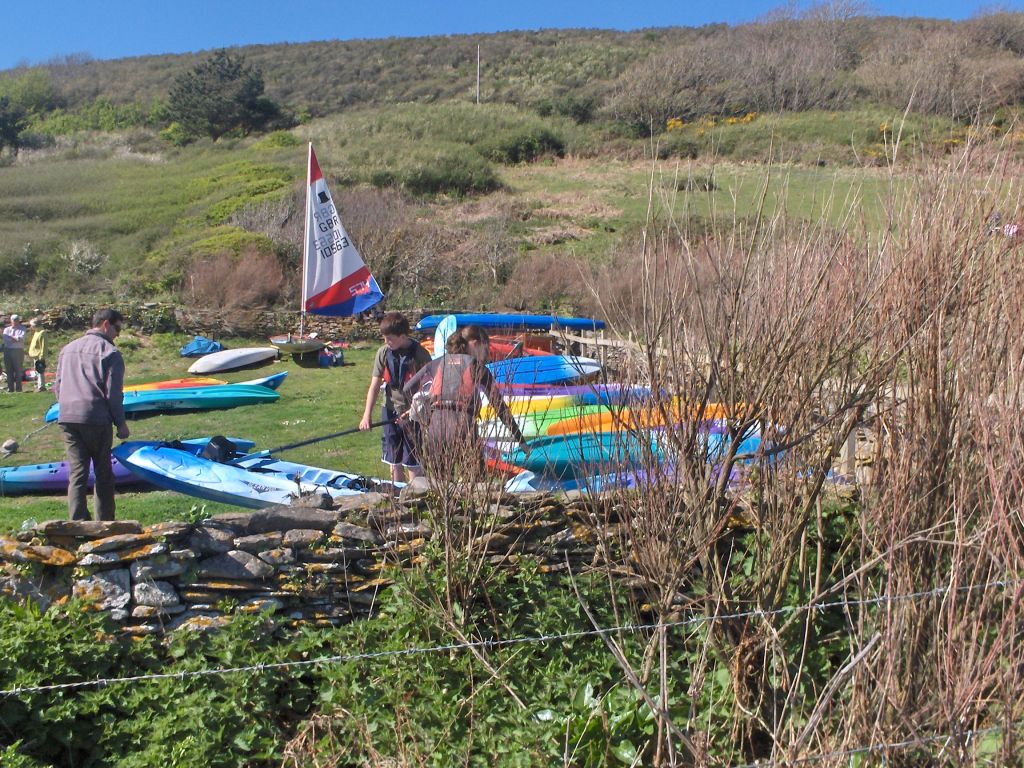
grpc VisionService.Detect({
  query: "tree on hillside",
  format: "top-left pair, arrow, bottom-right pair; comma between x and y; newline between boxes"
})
0,96 -> 27,155
167,50 -> 279,141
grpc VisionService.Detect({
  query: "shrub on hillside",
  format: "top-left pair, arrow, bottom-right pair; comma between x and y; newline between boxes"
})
478,127 -> 565,164
185,248 -> 285,309
497,250 -> 594,312
392,152 -> 499,197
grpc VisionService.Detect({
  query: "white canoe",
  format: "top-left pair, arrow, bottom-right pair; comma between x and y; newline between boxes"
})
187,347 -> 279,374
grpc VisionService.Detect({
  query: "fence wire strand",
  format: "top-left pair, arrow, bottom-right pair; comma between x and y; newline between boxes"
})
1,576 -> 1017,699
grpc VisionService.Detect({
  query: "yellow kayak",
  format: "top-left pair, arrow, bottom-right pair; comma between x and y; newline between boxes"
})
479,393 -> 578,420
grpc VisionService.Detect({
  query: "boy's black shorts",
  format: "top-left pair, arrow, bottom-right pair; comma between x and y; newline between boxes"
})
381,418 -> 421,469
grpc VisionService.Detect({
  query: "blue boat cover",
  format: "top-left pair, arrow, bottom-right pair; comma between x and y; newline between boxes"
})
180,335 -> 223,357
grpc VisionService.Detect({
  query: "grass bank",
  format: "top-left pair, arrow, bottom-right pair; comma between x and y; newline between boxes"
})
0,329 -> 384,531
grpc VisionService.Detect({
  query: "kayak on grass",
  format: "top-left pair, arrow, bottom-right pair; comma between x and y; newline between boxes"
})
0,437 -> 255,495
44,374 -> 285,423
125,377 -> 227,392
187,346 -> 279,374
112,442 -> 397,509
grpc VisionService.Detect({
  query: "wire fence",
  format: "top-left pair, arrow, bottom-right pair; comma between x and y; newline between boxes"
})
3,575 -> 1020,766
2,576 -> 1018,699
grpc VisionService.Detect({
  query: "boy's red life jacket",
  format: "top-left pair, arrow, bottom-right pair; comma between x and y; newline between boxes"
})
427,354 -> 481,413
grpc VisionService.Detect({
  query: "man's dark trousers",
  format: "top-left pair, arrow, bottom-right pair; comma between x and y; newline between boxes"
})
59,423 -> 115,521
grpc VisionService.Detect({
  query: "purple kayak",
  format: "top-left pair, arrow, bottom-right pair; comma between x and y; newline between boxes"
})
495,382 -> 652,406
0,437 -> 254,495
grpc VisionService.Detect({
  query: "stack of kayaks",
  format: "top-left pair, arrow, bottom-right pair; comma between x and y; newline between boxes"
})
113,442 -> 393,509
0,437 -> 254,496
44,372 -> 287,423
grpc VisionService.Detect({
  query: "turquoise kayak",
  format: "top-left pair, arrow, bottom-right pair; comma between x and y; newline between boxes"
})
112,442 -> 390,509
504,432 -> 662,481
503,429 -> 766,489
45,379 -> 282,423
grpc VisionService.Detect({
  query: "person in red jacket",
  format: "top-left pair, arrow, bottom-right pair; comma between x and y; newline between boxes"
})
53,308 -> 130,521
403,324 -> 528,480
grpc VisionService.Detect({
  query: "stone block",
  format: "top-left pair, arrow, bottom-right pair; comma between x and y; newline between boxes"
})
198,550 -> 274,580
130,556 -> 186,581
133,580 -> 182,608
234,532 -> 283,552
248,508 -> 343,534
73,569 -> 131,610
35,520 -> 143,538
77,532 -> 155,555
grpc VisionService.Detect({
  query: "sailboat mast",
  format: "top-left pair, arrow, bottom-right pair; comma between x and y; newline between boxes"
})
299,142 -> 313,339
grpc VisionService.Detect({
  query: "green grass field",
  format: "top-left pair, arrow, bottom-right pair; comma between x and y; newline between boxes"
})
0,330 -> 385,532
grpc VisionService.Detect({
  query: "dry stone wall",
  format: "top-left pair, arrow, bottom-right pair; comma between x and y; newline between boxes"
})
0,489 -> 608,636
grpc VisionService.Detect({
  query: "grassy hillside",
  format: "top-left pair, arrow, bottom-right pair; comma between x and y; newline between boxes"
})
0,102 -> 984,312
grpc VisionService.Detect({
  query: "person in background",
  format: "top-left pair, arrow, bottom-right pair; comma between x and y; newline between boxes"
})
2,314 -> 27,392
53,308 -> 130,521
403,324 -> 528,479
28,318 -> 47,392
359,311 -> 432,485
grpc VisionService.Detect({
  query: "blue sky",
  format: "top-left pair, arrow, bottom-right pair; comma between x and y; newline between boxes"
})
1,0 -> 1018,71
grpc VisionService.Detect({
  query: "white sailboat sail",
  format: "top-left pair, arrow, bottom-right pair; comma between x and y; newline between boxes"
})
300,143 -> 384,330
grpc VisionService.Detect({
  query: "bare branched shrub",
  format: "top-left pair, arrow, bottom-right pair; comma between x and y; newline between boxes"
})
61,239 -> 107,275
564,138 -> 1024,764
186,247 -> 285,310
497,251 -> 595,314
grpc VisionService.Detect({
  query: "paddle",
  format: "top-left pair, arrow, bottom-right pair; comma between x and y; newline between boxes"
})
230,419 -> 392,463
502,338 -> 525,361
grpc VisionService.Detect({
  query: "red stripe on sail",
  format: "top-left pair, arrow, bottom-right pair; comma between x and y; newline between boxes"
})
305,267 -> 373,310
309,147 -> 323,185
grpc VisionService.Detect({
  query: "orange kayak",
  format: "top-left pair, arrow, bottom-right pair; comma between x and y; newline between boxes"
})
420,337 -> 552,361
125,377 -> 227,392
545,402 -> 744,436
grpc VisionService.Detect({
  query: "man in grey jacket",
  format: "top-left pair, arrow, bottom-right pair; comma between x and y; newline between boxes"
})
53,308 -> 130,521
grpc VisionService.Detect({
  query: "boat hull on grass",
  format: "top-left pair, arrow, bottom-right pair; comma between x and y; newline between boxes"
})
44,378 -> 283,423
0,437 -> 255,495
187,347 -> 279,374
113,443 -> 389,509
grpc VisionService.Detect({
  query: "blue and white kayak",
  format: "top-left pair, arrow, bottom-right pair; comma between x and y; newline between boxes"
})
112,443 -> 391,509
0,437 -> 255,495
44,374 -> 285,423
415,313 -> 605,332
487,355 -> 602,386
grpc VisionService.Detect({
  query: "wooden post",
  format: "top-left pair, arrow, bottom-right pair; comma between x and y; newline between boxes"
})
841,428 -> 857,478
